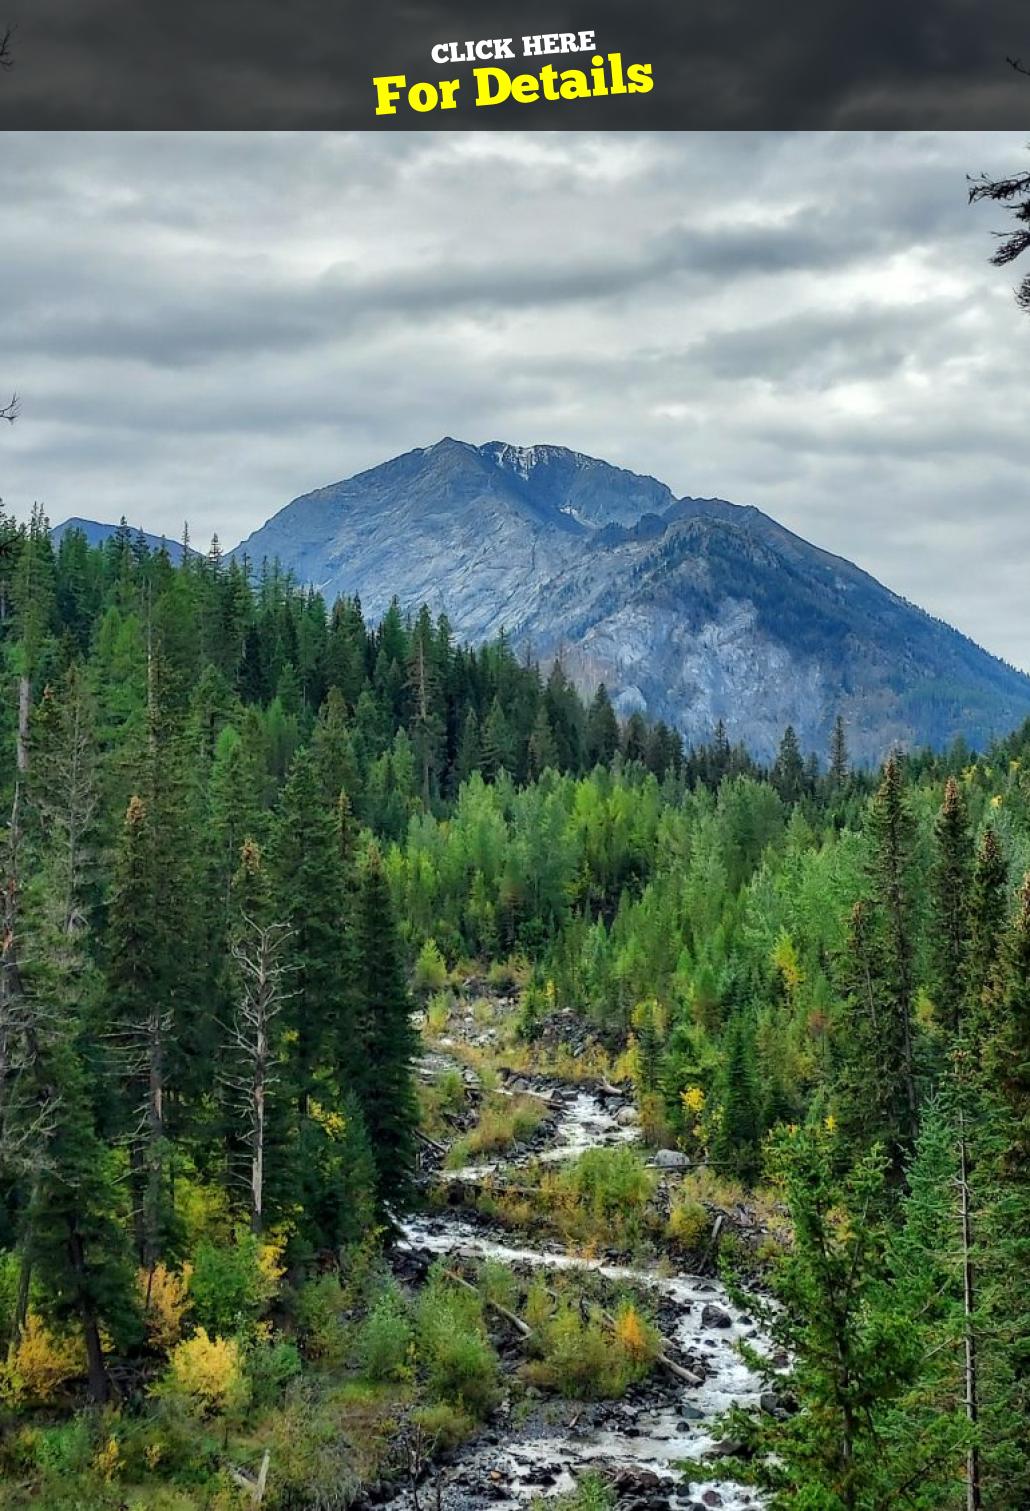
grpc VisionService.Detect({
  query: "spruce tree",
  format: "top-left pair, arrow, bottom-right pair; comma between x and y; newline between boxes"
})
269,747 -> 347,1116
714,1123 -> 966,1509
968,826 -> 1008,1014
623,711 -> 648,765
23,1042 -> 141,1404
310,687 -> 361,810
527,703 -> 559,777
829,713 -> 849,785
455,707 -> 482,786
586,684 -> 620,766
930,776 -> 973,1034
864,753 -> 919,1146
353,847 -> 419,1217
107,794 -> 168,1268
713,1015 -> 761,1182
977,874 -> 1030,1501
480,696 -> 515,780
407,604 -> 444,807
772,724 -> 805,805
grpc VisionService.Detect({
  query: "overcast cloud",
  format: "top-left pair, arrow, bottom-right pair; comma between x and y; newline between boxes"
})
2,131 -> 1030,667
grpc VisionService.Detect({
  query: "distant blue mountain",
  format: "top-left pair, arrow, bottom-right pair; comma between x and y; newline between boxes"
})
51,517 -> 198,563
228,437 -> 1030,762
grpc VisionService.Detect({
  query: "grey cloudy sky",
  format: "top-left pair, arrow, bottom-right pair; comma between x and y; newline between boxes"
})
2,131 -> 1030,666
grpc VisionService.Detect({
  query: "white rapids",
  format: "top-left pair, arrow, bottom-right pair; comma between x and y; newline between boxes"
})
398,1081 -> 768,1509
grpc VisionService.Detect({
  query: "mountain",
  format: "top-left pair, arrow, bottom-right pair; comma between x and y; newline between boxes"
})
225,437 -> 1030,761
51,517 -> 197,563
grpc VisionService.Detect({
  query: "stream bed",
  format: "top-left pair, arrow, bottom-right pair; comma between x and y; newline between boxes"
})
388,1076 -> 767,1511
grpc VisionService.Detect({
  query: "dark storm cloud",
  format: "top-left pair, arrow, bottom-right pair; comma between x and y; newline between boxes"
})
2,130 -> 1030,675
0,0 -> 1029,127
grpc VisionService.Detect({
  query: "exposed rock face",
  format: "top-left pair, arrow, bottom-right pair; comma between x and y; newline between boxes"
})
93,435 -> 1030,763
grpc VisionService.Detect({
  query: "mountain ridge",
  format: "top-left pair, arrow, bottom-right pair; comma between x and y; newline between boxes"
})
55,440 -> 1030,762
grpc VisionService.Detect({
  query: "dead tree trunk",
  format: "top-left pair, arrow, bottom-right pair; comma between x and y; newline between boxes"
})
229,919 -> 291,1235
143,1004 -> 165,1268
15,676 -> 29,776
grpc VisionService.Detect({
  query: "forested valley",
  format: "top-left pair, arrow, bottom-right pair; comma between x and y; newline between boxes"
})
0,508 -> 1029,1511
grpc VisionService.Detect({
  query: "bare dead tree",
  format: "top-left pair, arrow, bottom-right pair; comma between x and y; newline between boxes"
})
0,26 -> 12,71
968,59 -> 1030,312
0,394 -> 18,422
224,917 -> 293,1234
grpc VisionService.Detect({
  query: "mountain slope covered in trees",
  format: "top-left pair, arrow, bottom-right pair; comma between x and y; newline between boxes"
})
226,438 -> 1030,762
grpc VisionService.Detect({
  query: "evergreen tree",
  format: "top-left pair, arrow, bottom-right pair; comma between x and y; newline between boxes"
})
107,794 -> 168,1268
713,1123 -> 966,1510
713,1015 -> 761,1182
930,776 -> 973,1034
353,847 -> 419,1216
829,713 -> 849,785
977,874 -> 1030,1501
22,1042 -> 141,1404
407,604 -> 444,807
527,703 -> 559,777
455,707 -> 482,786
968,826 -> 1008,1013
310,687 -> 362,809
623,710 -> 648,766
480,696 -> 515,780
586,684 -> 619,766
269,748 -> 347,1116
863,753 -> 920,1146
772,724 -> 805,805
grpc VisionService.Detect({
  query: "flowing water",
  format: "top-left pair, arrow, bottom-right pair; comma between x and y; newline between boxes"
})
393,1078 -> 766,1511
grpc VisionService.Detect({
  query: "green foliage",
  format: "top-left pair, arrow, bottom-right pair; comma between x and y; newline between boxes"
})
699,1121 -> 968,1509
416,1268 -> 499,1418
412,937 -> 449,995
536,1471 -> 616,1511
187,1229 -> 280,1337
556,1146 -> 656,1222
357,1289 -> 413,1383
246,1334 -> 302,1407
5,520 -> 1030,1505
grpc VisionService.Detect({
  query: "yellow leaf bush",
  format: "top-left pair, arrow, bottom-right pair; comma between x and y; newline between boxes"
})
0,1314 -> 85,1405
139,1262 -> 192,1352
612,1302 -> 653,1363
161,1328 -> 247,1415
93,1433 -> 123,1482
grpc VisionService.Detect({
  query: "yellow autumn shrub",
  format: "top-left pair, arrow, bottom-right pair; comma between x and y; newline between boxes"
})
0,1314 -> 86,1404
139,1263 -> 192,1351
93,1433 -> 123,1482
666,1194 -> 710,1251
612,1301 -> 655,1364
161,1328 -> 247,1415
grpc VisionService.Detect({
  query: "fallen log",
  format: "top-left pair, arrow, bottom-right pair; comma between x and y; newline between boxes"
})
230,1450 -> 270,1504
698,1212 -> 725,1274
441,1266 -> 532,1338
599,1307 -> 702,1387
442,1263 -> 703,1389
494,1085 -> 556,1104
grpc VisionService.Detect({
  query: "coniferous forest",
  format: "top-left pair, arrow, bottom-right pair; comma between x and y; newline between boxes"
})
2,507 -> 1030,1509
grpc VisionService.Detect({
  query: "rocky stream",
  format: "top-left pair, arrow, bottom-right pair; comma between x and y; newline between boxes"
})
382,1061 -> 768,1511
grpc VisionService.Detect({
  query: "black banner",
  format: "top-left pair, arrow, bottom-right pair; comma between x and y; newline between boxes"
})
0,0 -> 1028,129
